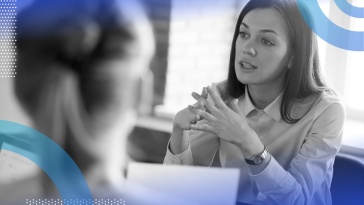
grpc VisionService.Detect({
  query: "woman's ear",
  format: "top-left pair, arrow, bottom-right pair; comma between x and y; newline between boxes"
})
288,56 -> 294,69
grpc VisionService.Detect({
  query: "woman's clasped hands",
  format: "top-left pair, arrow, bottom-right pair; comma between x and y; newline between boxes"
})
173,86 -> 264,158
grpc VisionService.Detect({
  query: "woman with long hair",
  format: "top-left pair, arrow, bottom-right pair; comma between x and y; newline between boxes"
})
165,0 -> 345,204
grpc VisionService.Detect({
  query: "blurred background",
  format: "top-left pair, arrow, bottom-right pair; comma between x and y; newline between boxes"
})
0,0 -> 364,191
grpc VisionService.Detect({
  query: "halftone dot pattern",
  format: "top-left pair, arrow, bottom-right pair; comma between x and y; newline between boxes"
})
0,0 -> 16,78
26,199 -> 127,205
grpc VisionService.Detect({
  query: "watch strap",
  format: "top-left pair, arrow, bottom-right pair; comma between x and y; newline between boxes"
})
245,147 -> 268,165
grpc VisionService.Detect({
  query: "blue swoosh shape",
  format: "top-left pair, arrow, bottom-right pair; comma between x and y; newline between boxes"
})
334,0 -> 364,18
0,120 -> 93,203
297,0 -> 364,51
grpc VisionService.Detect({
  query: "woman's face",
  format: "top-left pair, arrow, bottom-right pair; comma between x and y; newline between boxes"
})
235,8 -> 293,87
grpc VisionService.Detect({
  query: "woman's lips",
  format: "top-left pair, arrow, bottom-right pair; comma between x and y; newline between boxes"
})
238,61 -> 257,71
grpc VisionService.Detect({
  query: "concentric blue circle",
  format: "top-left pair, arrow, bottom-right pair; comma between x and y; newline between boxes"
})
297,0 -> 364,51
334,0 -> 364,18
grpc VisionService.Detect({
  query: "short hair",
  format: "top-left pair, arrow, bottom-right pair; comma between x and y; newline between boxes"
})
14,0 -> 154,165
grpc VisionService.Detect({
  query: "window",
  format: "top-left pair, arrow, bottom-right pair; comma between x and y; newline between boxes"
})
155,0 -> 238,118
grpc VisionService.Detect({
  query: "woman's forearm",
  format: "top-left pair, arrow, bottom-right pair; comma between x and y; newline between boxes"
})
169,126 -> 190,155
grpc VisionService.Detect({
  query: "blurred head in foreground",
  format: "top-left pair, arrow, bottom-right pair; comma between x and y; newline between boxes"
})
15,0 -> 155,190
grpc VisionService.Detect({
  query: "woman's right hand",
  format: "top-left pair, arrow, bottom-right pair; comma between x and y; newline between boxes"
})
169,87 -> 208,155
173,87 -> 208,131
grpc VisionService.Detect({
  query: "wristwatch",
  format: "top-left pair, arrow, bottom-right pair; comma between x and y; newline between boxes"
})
244,147 -> 268,165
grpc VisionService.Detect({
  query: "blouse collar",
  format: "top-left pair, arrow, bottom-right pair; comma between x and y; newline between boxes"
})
243,86 -> 282,121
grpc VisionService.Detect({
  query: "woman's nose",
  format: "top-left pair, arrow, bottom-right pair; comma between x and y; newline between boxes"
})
242,41 -> 256,57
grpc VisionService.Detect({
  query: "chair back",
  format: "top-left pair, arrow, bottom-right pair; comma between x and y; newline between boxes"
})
331,153 -> 364,205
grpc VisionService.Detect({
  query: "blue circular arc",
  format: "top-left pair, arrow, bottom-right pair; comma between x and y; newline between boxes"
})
0,120 -> 93,203
334,0 -> 364,18
297,0 -> 364,51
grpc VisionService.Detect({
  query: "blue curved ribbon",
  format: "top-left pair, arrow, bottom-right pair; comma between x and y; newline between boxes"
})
297,0 -> 364,51
334,0 -> 364,18
0,120 -> 93,203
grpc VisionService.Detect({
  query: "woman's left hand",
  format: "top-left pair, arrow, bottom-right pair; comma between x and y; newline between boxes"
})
188,86 -> 264,157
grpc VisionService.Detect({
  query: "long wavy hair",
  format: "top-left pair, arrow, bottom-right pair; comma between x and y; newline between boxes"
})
223,0 -> 331,124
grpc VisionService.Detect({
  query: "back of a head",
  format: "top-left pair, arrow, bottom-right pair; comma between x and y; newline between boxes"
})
15,0 -> 155,188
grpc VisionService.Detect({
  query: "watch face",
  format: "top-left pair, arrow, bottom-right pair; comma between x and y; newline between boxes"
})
253,156 -> 263,164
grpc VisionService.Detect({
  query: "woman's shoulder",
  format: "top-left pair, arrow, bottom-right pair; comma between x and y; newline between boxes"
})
291,89 -> 345,120
317,90 -> 346,120
304,90 -> 345,119
315,89 -> 344,112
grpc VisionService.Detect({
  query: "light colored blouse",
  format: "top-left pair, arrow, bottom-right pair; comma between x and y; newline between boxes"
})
164,83 -> 345,205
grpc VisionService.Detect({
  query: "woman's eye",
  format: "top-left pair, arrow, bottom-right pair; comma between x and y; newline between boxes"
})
239,32 -> 249,38
262,39 -> 274,46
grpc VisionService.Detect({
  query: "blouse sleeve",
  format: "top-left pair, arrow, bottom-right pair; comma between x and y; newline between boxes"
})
250,102 -> 345,205
163,123 -> 220,166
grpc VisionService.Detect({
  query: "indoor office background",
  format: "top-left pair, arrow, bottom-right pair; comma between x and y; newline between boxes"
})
0,0 -> 364,185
